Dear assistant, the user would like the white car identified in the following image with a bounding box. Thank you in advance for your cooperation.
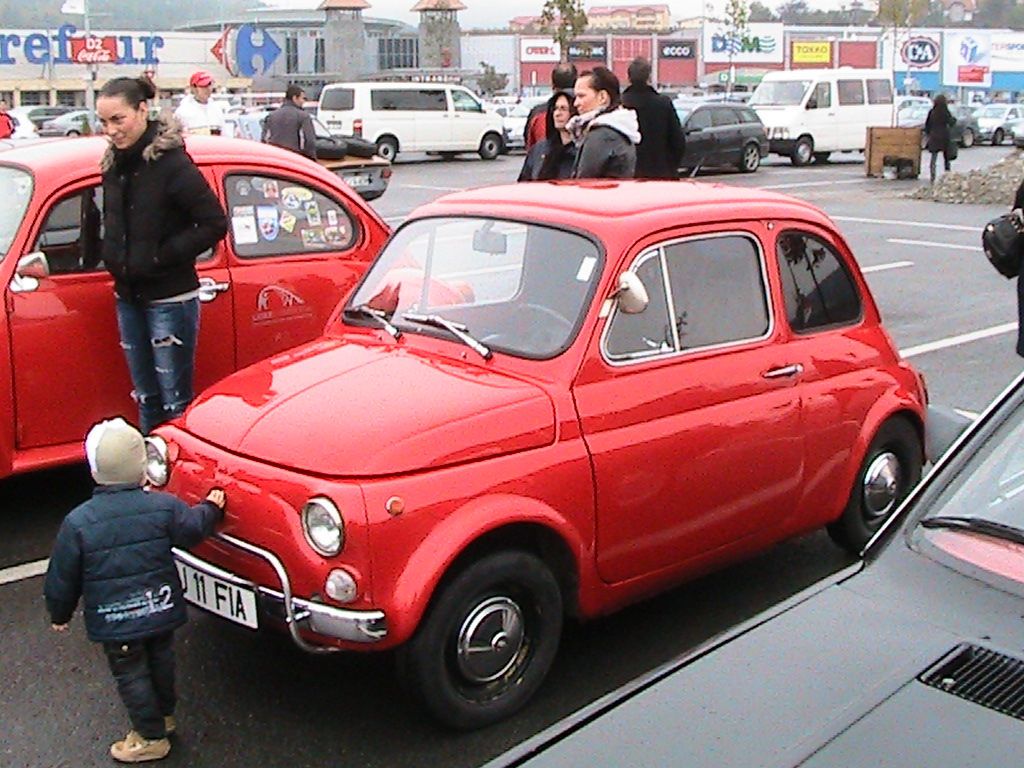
[502,96,548,151]
[4,107,40,139]
[974,103,1023,145]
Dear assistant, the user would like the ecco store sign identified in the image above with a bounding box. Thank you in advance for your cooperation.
[0,24,164,65]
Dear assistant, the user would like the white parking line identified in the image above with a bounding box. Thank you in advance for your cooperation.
[862,261,914,273]
[833,215,979,232]
[759,179,871,190]
[901,322,1017,358]
[0,558,48,586]
[888,238,982,252]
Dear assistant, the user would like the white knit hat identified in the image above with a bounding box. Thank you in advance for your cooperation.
[84,418,146,486]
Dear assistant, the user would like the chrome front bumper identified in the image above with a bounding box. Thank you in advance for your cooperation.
[174,532,387,652]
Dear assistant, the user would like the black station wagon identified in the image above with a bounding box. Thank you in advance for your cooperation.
[674,101,770,174]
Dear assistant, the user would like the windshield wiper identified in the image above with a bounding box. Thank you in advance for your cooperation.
[402,312,491,360]
[343,304,402,339]
[920,516,1024,546]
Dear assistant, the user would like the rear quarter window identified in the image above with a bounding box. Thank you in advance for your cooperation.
[320,88,354,111]
[739,107,761,124]
[777,231,862,333]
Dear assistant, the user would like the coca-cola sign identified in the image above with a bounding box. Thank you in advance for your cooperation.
[70,36,118,64]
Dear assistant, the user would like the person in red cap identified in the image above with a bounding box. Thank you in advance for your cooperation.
[173,71,226,135]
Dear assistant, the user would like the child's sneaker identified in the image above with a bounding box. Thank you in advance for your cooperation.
[164,716,176,735]
[109,730,171,763]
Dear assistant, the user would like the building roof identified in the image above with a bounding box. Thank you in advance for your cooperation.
[410,0,467,10]
[588,5,670,14]
[318,0,371,9]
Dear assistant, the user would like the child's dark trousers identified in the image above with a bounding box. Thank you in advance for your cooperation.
[103,630,175,739]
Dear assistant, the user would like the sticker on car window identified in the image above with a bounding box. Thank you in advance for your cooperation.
[301,228,326,247]
[281,187,313,209]
[257,206,279,241]
[280,211,297,233]
[262,179,279,199]
[304,201,322,226]
[576,256,597,282]
[232,212,258,245]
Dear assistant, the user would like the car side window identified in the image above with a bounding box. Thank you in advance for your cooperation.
[664,235,768,350]
[451,90,482,113]
[837,80,865,106]
[225,174,358,259]
[711,108,739,127]
[33,186,104,275]
[808,82,831,110]
[777,230,862,333]
[687,109,712,131]
[605,252,673,361]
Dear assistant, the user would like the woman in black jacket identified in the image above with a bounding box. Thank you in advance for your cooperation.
[518,90,578,181]
[924,94,957,184]
[95,77,228,433]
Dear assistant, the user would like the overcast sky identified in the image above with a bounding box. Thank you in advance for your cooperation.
[264,0,848,31]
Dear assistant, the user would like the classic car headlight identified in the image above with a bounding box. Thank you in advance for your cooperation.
[144,436,169,487]
[302,497,344,556]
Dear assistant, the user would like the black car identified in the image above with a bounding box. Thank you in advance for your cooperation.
[897,102,980,148]
[485,376,1024,767]
[674,101,769,174]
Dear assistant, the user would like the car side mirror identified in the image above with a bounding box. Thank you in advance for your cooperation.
[614,271,649,314]
[16,251,50,279]
[806,99,817,110]
[472,223,507,254]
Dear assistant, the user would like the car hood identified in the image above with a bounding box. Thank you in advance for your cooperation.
[491,559,1024,768]
[182,338,555,477]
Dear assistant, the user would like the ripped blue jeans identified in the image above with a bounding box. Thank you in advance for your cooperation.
[116,297,200,434]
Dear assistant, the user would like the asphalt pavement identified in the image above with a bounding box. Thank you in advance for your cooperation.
[2,142,1021,768]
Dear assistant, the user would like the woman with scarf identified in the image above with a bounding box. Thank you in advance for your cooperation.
[95,76,228,433]
[518,90,578,181]
[569,66,641,179]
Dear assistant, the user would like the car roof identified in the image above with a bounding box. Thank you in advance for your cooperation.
[412,181,832,236]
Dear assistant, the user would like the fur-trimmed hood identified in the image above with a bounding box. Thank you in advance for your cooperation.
[100,115,185,173]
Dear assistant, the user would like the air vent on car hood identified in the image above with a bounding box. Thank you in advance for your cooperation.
[919,643,1024,721]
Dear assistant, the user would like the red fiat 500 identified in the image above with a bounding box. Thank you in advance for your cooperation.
[0,136,389,479]
[153,180,927,729]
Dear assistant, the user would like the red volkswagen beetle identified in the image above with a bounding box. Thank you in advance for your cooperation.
[0,136,389,479]
[152,180,927,729]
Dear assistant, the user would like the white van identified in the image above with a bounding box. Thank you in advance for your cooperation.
[749,68,894,166]
[318,82,505,162]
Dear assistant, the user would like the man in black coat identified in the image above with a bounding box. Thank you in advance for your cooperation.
[263,83,317,160]
[622,57,685,179]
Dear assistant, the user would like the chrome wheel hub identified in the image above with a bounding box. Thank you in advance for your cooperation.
[862,451,901,520]
[456,596,525,683]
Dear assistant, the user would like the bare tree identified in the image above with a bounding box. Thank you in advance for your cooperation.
[722,0,750,95]
[539,0,587,63]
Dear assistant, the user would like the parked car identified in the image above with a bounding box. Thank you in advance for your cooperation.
[481,371,1024,768]
[8,104,76,130]
[153,180,927,730]
[0,136,390,480]
[501,96,548,151]
[3,108,40,140]
[896,102,979,147]
[228,108,392,201]
[37,109,99,137]
[674,101,769,173]
[974,102,1024,144]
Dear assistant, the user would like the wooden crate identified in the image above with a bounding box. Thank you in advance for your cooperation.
[864,126,922,178]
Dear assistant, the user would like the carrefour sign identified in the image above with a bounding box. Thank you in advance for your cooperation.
[702,23,783,64]
[0,24,164,65]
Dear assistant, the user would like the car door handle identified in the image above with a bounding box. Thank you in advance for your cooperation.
[763,364,803,379]
[198,276,229,303]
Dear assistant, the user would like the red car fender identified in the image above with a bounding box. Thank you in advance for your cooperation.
[382,493,590,645]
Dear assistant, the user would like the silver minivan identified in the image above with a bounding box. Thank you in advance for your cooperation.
[318,82,505,161]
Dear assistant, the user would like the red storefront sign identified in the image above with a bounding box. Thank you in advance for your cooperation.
[70,36,118,63]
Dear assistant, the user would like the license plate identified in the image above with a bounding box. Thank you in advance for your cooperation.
[176,557,259,629]
[345,173,370,187]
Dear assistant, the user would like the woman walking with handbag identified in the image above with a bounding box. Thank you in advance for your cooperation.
[924,94,956,184]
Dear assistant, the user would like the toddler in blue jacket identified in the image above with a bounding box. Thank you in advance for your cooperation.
[44,417,226,763]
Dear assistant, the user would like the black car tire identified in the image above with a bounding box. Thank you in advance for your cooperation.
[961,127,975,148]
[340,135,378,158]
[375,135,399,162]
[791,136,814,166]
[66,130,80,137]
[316,139,348,160]
[827,417,922,554]
[738,142,761,173]
[396,550,563,730]
[993,128,1005,146]
[813,151,831,164]
[479,132,503,160]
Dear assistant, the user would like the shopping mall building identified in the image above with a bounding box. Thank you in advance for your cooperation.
[2,0,1024,107]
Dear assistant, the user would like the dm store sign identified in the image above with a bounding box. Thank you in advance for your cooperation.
[702,23,784,64]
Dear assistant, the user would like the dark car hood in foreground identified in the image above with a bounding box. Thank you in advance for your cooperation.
[182,338,554,477]
[489,552,1024,768]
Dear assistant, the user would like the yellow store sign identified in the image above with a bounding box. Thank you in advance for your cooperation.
[793,41,832,64]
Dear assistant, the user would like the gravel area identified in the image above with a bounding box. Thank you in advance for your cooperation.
[907,149,1024,205]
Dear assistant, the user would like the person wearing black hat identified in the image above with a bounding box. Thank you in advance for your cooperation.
[45,418,226,763]
[622,57,684,179]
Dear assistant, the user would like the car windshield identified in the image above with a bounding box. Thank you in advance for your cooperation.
[674,105,694,121]
[749,80,811,106]
[917,394,1024,566]
[343,216,603,359]
[977,105,1008,119]
[0,165,34,257]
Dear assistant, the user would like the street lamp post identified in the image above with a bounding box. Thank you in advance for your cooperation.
[61,0,96,112]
